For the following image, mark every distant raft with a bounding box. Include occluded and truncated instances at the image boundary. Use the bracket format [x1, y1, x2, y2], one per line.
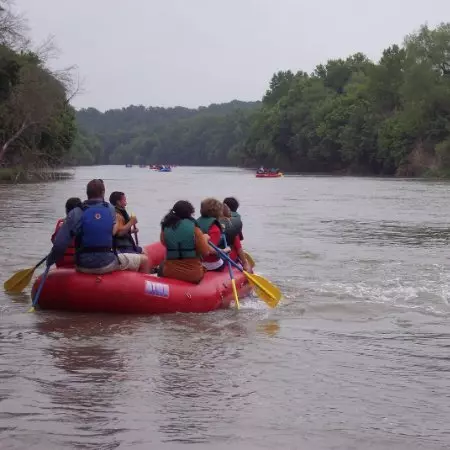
[255, 171, 283, 178]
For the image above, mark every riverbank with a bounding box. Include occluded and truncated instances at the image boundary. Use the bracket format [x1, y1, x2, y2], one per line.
[0, 168, 74, 183]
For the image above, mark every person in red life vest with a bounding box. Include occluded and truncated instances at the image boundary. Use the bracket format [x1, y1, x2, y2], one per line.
[220, 203, 252, 273]
[196, 198, 230, 271]
[51, 197, 82, 268]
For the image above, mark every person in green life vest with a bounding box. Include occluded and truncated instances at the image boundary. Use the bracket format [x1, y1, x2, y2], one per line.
[220, 203, 252, 272]
[197, 197, 231, 271]
[159, 200, 211, 283]
[223, 197, 244, 241]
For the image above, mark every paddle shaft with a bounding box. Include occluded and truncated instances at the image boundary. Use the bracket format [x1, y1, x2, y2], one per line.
[221, 234, 240, 309]
[35, 256, 48, 270]
[31, 265, 51, 309]
[210, 242, 243, 272]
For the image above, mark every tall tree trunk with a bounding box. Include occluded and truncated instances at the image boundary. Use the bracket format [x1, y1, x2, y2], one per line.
[0, 120, 28, 162]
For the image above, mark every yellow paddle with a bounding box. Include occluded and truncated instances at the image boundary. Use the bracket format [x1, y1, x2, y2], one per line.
[244, 251, 255, 268]
[209, 243, 281, 308]
[130, 212, 139, 245]
[221, 234, 240, 309]
[4, 256, 47, 294]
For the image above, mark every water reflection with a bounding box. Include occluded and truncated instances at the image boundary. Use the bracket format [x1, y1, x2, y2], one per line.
[31, 315, 143, 449]
[153, 314, 251, 443]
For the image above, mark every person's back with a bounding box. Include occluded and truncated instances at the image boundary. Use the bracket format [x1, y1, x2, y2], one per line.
[223, 197, 243, 241]
[47, 179, 118, 274]
[51, 197, 82, 268]
[220, 203, 252, 272]
[160, 200, 209, 283]
[197, 198, 230, 271]
[75, 199, 117, 271]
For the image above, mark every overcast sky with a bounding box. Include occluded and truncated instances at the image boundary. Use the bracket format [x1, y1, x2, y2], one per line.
[13, 0, 450, 111]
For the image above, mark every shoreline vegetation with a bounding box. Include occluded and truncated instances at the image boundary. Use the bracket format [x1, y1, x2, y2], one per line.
[0, 167, 73, 183]
[0, 1, 78, 183]
[73, 22, 450, 179]
[2, 0, 450, 181]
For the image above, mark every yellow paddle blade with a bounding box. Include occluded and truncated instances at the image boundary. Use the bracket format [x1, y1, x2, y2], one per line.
[244, 251, 255, 269]
[231, 278, 240, 310]
[245, 272, 282, 308]
[27, 306, 36, 313]
[4, 267, 36, 294]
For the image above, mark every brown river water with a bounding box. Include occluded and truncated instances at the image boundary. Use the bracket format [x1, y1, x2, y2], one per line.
[1, 166, 450, 449]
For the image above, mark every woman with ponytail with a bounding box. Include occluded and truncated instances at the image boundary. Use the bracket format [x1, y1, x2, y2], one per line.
[159, 200, 210, 283]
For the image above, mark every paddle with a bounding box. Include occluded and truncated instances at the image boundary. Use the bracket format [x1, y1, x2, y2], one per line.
[4, 256, 47, 294]
[209, 242, 281, 308]
[221, 234, 240, 310]
[244, 250, 255, 269]
[130, 212, 139, 246]
[28, 264, 51, 313]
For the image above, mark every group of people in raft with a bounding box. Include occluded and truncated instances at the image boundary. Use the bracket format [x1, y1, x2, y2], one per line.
[47, 178, 252, 284]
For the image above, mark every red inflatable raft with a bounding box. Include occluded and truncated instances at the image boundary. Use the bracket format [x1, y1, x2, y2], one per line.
[31, 242, 252, 314]
[255, 172, 283, 178]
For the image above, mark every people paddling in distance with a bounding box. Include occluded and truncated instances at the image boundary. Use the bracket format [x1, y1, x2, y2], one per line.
[109, 191, 145, 255]
[47, 179, 150, 274]
[220, 203, 252, 273]
[196, 197, 231, 272]
[159, 200, 210, 283]
[51, 197, 82, 268]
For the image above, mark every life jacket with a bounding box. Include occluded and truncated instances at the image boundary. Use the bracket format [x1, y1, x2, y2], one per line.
[163, 218, 197, 260]
[196, 216, 225, 267]
[113, 206, 137, 252]
[75, 202, 114, 257]
[220, 217, 241, 247]
[196, 216, 223, 236]
[230, 211, 244, 240]
[51, 219, 76, 268]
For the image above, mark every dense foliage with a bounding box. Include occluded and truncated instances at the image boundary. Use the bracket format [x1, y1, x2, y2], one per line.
[241, 23, 450, 176]
[75, 22, 450, 176]
[72, 101, 259, 166]
[0, 1, 77, 176]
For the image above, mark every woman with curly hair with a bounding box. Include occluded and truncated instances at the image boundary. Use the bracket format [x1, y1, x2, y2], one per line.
[159, 200, 210, 283]
[196, 197, 230, 271]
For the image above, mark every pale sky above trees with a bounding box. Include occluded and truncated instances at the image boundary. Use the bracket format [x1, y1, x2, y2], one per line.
[14, 0, 450, 111]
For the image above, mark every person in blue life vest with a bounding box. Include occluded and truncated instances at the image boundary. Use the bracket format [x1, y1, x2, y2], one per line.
[47, 179, 148, 274]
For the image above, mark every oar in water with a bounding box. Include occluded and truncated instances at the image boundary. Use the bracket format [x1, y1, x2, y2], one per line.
[4, 256, 47, 294]
[221, 234, 240, 310]
[28, 264, 51, 313]
[209, 242, 281, 308]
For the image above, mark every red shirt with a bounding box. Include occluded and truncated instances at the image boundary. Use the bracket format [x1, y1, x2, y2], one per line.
[229, 235, 242, 262]
[202, 224, 222, 263]
[51, 219, 76, 268]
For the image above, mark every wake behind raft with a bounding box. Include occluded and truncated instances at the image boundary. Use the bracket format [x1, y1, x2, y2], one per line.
[31, 242, 252, 314]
